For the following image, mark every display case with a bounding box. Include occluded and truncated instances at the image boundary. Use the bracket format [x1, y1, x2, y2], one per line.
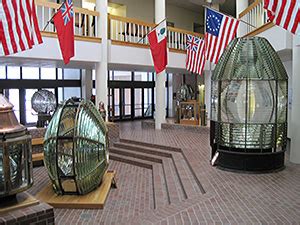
[179, 100, 199, 125]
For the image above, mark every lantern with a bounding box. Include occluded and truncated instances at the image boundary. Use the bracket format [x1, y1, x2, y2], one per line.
[211, 37, 288, 172]
[0, 95, 33, 198]
[44, 98, 109, 195]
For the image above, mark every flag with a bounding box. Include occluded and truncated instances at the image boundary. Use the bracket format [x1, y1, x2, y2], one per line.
[0, 0, 43, 56]
[147, 21, 167, 74]
[53, 0, 74, 64]
[186, 34, 206, 75]
[264, 0, 300, 35]
[205, 8, 239, 64]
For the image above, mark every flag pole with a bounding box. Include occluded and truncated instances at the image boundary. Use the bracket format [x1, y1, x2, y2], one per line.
[43, 3, 64, 31]
[202, 5, 256, 29]
[136, 18, 167, 44]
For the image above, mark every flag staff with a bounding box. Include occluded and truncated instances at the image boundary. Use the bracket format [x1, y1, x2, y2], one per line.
[43, 3, 64, 31]
[136, 18, 167, 44]
[202, 5, 256, 29]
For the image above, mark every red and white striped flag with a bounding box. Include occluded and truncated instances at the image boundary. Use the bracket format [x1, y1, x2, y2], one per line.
[264, 0, 300, 35]
[205, 8, 239, 64]
[0, 0, 43, 56]
[186, 34, 206, 75]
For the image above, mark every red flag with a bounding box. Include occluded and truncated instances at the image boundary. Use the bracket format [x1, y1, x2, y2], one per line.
[186, 34, 206, 75]
[264, 0, 300, 35]
[147, 21, 167, 74]
[53, 0, 74, 64]
[0, 0, 43, 56]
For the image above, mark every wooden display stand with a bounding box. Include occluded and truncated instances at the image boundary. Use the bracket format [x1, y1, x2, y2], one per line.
[179, 100, 199, 126]
[0, 192, 39, 214]
[35, 170, 116, 209]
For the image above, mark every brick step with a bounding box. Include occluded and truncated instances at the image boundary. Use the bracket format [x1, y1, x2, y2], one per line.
[109, 153, 152, 169]
[162, 158, 187, 203]
[172, 153, 202, 199]
[152, 163, 170, 209]
[120, 139, 181, 153]
[110, 147, 163, 163]
[113, 142, 173, 158]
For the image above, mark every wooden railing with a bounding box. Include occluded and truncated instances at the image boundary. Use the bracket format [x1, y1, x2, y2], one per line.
[239, 0, 272, 36]
[108, 14, 204, 52]
[35, 0, 100, 40]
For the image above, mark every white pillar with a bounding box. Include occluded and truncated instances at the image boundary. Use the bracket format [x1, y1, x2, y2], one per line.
[236, 0, 248, 37]
[96, 0, 108, 112]
[154, 0, 166, 129]
[290, 35, 300, 164]
[81, 69, 92, 100]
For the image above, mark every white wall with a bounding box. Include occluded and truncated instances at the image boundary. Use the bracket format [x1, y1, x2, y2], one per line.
[109, 0, 203, 31]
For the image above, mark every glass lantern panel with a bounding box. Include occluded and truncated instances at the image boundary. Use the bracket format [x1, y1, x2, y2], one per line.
[211, 81, 219, 121]
[220, 80, 246, 123]
[0, 147, 4, 192]
[9, 144, 23, 189]
[277, 81, 287, 123]
[247, 80, 275, 123]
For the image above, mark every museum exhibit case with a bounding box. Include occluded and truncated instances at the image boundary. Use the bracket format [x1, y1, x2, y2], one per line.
[0, 95, 33, 198]
[210, 37, 288, 172]
[44, 97, 109, 195]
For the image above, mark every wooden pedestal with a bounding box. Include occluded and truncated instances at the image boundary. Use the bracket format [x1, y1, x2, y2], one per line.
[35, 170, 116, 209]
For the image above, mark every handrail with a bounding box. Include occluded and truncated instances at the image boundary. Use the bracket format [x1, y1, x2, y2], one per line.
[108, 14, 204, 52]
[238, 0, 269, 36]
[167, 27, 204, 38]
[108, 14, 156, 28]
[35, 0, 100, 38]
[35, 0, 99, 17]
[239, 0, 262, 18]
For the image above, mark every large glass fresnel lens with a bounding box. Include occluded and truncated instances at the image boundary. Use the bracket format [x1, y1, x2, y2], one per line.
[0, 95, 33, 198]
[210, 37, 288, 172]
[44, 97, 109, 195]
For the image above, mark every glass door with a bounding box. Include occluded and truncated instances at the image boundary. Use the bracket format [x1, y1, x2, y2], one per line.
[121, 88, 131, 119]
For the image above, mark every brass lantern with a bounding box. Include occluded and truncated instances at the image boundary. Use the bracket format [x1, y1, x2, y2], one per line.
[0, 95, 33, 198]
[211, 37, 288, 172]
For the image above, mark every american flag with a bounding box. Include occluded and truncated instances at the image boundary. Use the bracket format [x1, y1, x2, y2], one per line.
[0, 0, 43, 56]
[205, 8, 239, 64]
[264, 0, 300, 35]
[186, 34, 206, 75]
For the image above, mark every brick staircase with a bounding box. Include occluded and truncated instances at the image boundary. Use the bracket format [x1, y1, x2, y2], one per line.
[109, 139, 205, 209]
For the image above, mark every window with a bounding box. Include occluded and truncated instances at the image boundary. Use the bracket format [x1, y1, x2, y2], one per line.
[134, 72, 153, 81]
[113, 71, 132, 81]
[58, 68, 63, 79]
[41, 67, 56, 80]
[0, 66, 5, 79]
[25, 89, 38, 124]
[63, 87, 81, 99]
[64, 68, 81, 80]
[7, 89, 20, 121]
[7, 66, 20, 79]
[22, 67, 39, 79]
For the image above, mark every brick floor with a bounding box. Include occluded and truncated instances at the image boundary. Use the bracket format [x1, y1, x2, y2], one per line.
[28, 121, 300, 224]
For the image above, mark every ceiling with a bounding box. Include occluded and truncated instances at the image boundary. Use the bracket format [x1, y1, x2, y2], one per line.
[166, 0, 236, 17]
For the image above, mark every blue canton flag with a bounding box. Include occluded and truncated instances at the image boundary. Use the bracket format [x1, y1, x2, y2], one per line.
[61, 0, 74, 26]
[186, 34, 206, 75]
[205, 8, 239, 64]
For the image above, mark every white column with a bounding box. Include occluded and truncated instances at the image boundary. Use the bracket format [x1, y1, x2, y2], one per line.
[81, 69, 92, 100]
[236, 0, 248, 37]
[155, 0, 166, 129]
[96, 0, 108, 113]
[290, 35, 300, 164]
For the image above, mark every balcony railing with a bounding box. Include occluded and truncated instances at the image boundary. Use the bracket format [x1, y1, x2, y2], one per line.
[35, 0, 100, 41]
[108, 14, 204, 52]
[239, 0, 274, 36]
